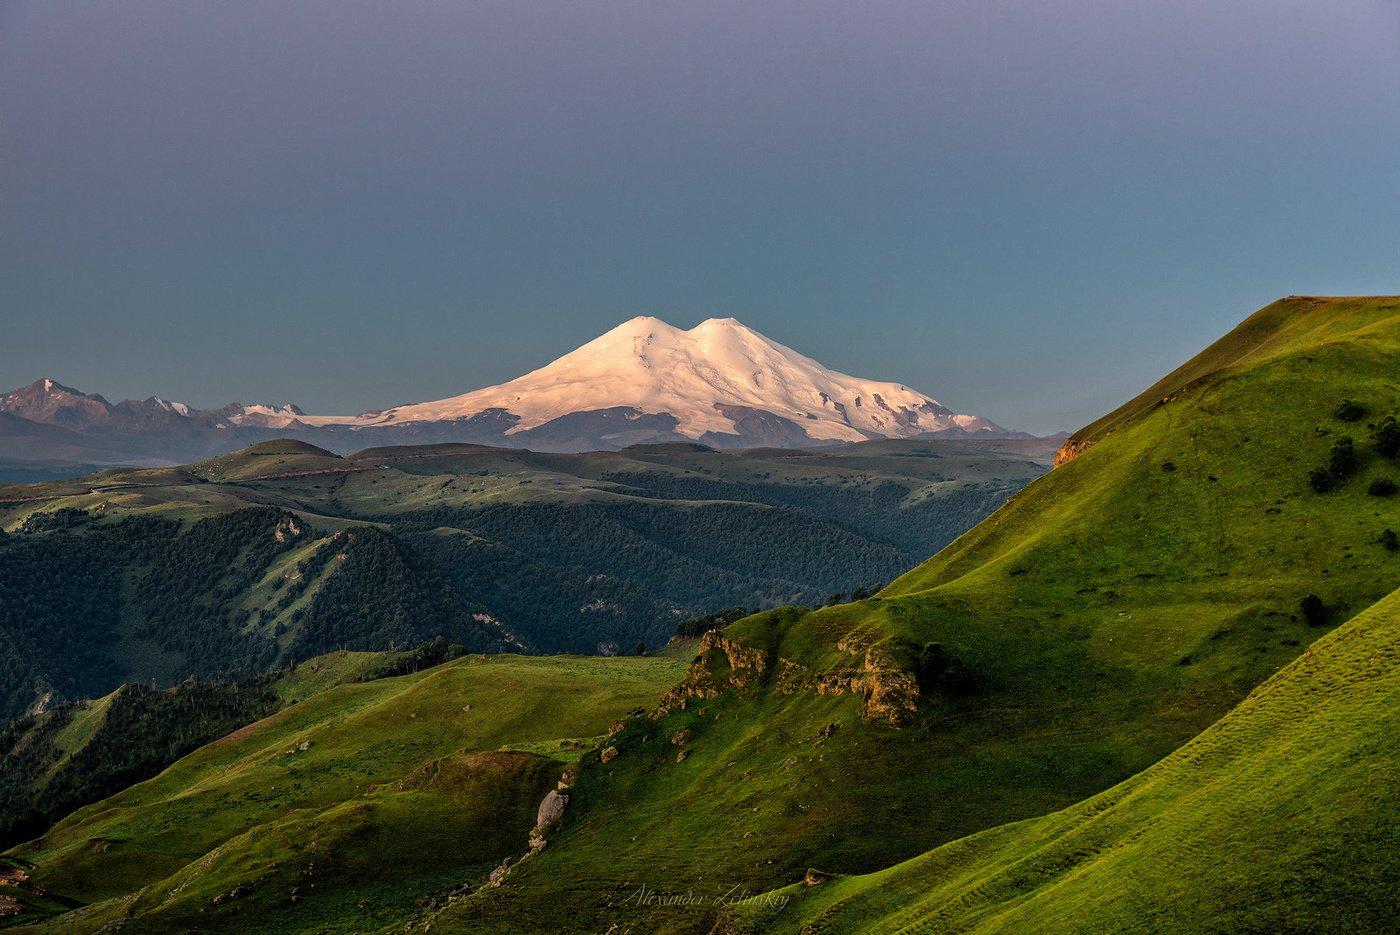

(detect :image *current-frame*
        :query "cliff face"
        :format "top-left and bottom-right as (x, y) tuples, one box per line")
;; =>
(659, 629), (922, 726)
(807, 646), (921, 725)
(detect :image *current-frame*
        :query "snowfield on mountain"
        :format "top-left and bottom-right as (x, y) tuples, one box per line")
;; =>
(349, 316), (1008, 444)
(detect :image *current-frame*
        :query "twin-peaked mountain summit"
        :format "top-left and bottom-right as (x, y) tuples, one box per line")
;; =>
(350, 316), (1011, 444)
(0, 318), (1018, 467)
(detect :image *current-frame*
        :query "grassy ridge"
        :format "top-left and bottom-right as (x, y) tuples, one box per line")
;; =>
(724, 580), (1400, 933)
(1067, 295), (1400, 450)
(5, 653), (687, 932)
(421, 296), (1400, 932)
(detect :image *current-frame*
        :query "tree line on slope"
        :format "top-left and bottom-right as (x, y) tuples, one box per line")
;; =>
(0, 676), (282, 849)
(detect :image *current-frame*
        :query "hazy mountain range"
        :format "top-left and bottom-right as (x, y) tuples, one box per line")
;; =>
(0, 318), (1029, 473)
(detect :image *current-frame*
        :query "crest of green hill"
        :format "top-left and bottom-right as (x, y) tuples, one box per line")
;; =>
(188, 439), (346, 482)
(1062, 294), (1400, 456)
(2, 651), (689, 932)
(0, 438), (1045, 720)
(406, 295), (1400, 933)
(723, 579), (1400, 934)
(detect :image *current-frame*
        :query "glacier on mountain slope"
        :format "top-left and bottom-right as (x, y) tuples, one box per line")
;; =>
(346, 316), (1003, 443)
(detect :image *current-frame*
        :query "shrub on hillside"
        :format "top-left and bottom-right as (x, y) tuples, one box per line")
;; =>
(899, 641), (977, 697)
(1300, 594), (1327, 627)
(1310, 437), (1360, 492)
(1381, 529), (1399, 553)
(1373, 416), (1400, 459)
(1308, 468), (1338, 494)
(18, 507), (91, 534)
(1368, 478), (1397, 497)
(357, 636), (472, 681)
(674, 606), (755, 639)
(1333, 399), (1368, 422)
(1329, 437), (1358, 477)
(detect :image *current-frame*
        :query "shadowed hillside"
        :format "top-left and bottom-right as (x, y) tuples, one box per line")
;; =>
(2, 653), (688, 931)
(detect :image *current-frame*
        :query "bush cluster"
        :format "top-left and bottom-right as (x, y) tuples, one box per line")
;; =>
(1333, 399), (1369, 422)
(1300, 594), (1328, 627)
(1309, 403), (1400, 493)
(1309, 436), (1359, 493)
(1374, 416), (1400, 459)
(674, 606), (755, 638)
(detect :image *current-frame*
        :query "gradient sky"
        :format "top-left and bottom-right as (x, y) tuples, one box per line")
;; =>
(4, 1), (1399, 434)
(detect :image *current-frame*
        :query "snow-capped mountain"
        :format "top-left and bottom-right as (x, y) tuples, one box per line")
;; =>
(0, 378), (332, 465)
(218, 402), (310, 428)
(342, 316), (1009, 447)
(0, 318), (1019, 465)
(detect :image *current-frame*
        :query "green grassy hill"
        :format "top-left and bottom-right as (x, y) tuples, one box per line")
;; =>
(722, 578), (1400, 934)
(0, 651), (390, 850)
(408, 296), (1400, 932)
(1061, 294), (1400, 457)
(2, 652), (688, 931)
(0, 438), (1044, 719)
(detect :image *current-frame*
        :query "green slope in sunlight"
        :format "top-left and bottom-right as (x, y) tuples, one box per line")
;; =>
(724, 578), (1400, 933)
(416, 296), (1400, 933)
(3, 653), (687, 932)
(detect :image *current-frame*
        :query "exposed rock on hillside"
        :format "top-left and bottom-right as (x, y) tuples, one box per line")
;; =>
(659, 626), (923, 725)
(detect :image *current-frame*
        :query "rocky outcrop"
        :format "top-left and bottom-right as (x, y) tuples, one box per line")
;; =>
(25, 690), (56, 717)
(528, 787), (571, 854)
(473, 769), (573, 896)
(1053, 437), (1092, 467)
(272, 515), (303, 542)
(659, 628), (923, 726)
(808, 645), (921, 726)
(535, 789), (568, 831)
(657, 626), (927, 726)
(657, 631), (769, 714)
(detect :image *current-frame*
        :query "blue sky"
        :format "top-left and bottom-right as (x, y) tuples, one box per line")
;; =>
(3, 0), (1398, 433)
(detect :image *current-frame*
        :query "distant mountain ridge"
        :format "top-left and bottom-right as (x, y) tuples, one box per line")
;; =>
(0, 318), (1026, 467)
